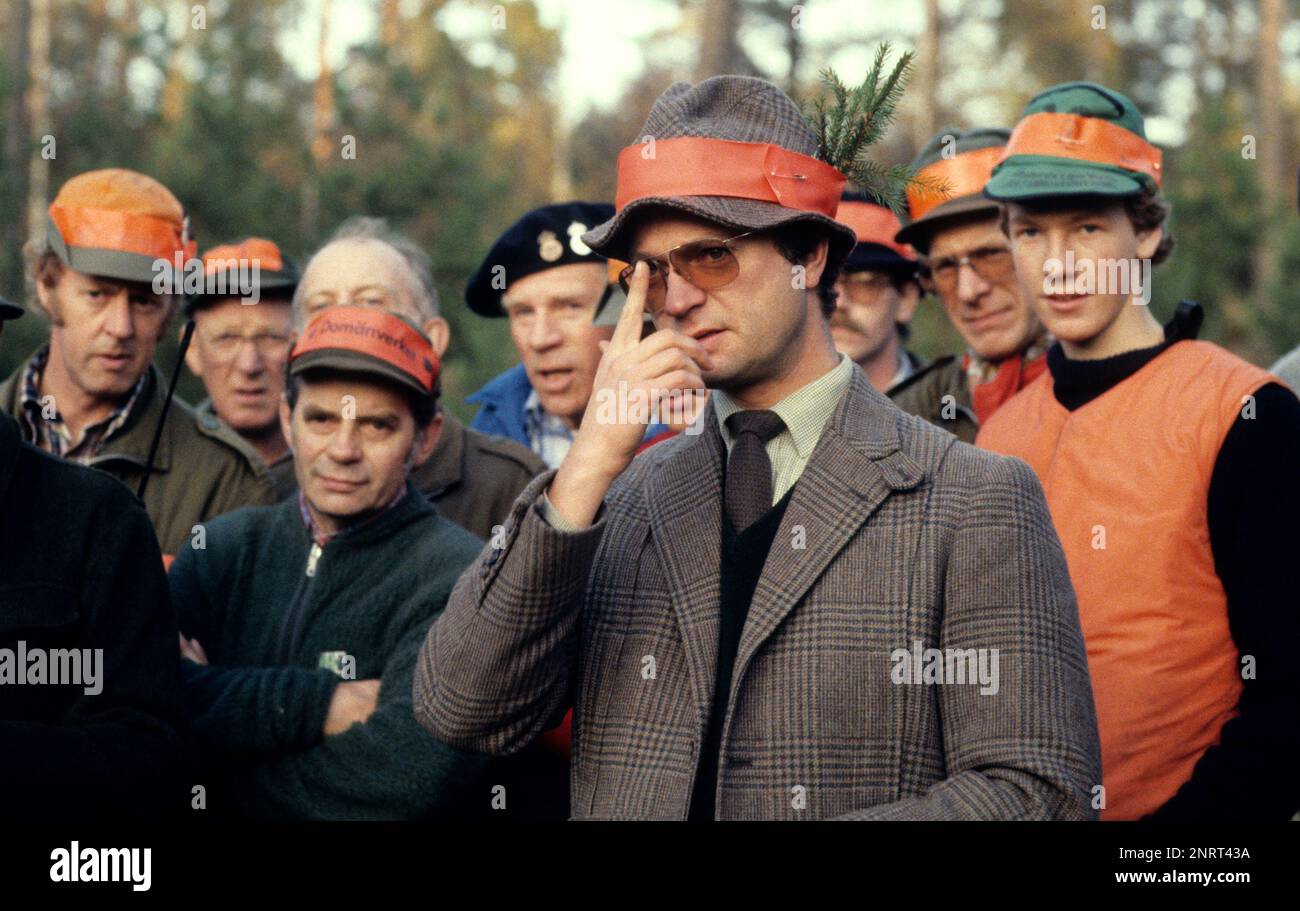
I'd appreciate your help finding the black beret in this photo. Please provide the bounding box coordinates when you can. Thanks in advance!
[465,201,615,318]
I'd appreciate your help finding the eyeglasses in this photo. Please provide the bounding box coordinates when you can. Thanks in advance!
[617,231,753,315]
[836,271,896,303]
[202,330,293,361]
[921,246,1015,296]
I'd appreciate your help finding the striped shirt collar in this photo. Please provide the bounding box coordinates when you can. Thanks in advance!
[524,386,575,469]
[713,353,855,459]
[19,344,147,462]
[298,484,408,548]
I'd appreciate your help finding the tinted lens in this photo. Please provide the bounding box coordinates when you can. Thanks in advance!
[930,262,959,295]
[928,248,1013,295]
[672,241,740,290]
[618,259,668,313]
[971,248,1014,283]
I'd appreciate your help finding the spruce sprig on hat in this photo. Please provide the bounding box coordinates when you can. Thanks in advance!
[805,43,947,213]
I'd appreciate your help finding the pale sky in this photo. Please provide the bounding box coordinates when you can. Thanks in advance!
[276,0,1300,145]
[280,0,932,125]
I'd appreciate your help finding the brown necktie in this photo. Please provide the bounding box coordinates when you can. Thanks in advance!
[724,410,786,533]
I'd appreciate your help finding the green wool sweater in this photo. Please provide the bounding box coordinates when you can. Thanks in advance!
[169,483,488,819]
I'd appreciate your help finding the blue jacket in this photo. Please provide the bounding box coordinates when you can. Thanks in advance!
[467,363,669,448]
[467,364,533,446]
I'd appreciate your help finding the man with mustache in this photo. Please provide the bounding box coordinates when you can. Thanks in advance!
[977,82,1300,820]
[830,192,923,391]
[0,292,185,820]
[465,202,667,468]
[414,75,1099,820]
[292,217,545,540]
[169,307,486,818]
[185,237,299,499]
[0,169,275,556]
[888,128,1051,443]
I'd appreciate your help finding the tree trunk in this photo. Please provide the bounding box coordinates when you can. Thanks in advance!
[305,0,335,239]
[912,0,941,150]
[1252,0,1284,306]
[4,0,32,281]
[695,0,741,80]
[25,0,51,247]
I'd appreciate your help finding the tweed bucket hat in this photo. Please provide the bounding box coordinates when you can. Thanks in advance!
[581,76,858,263]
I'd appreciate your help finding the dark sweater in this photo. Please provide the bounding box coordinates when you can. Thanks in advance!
[1046,304,1300,820]
[0,411,185,820]
[689,487,795,821]
[169,484,489,819]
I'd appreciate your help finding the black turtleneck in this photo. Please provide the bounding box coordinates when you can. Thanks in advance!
[1046,302,1300,821]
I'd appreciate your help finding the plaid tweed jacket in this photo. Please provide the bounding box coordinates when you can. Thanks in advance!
[414,368,1101,820]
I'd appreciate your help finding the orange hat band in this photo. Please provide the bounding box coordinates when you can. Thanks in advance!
[835,201,915,260]
[204,239,284,275]
[292,308,438,394]
[615,137,845,218]
[48,204,195,263]
[998,111,1162,187]
[908,146,1005,221]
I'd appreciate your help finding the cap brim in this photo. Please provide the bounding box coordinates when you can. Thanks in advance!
[894,193,1002,249]
[582,195,857,264]
[0,297,24,320]
[290,350,430,397]
[186,271,297,311]
[984,157,1147,201]
[64,246,166,285]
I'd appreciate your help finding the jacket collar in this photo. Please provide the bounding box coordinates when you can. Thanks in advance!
[644,366,926,730]
[0,354,170,472]
[466,362,532,407]
[410,411,467,497]
[88,363,172,472]
[291,480,436,551]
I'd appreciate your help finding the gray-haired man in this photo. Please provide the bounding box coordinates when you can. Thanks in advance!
[290,217,545,540]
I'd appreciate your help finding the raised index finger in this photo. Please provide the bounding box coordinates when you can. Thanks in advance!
[609,260,648,355]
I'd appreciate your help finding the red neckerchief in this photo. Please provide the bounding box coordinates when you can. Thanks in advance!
[965,350,1049,426]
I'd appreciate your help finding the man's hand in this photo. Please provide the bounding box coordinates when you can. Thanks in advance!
[323,679,381,736]
[179,633,209,665]
[548,261,712,526]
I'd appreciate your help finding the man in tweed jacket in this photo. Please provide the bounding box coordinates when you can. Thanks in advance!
[414,75,1101,820]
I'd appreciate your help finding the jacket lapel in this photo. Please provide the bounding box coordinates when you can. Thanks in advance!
[735,369,925,677]
[645,411,726,730]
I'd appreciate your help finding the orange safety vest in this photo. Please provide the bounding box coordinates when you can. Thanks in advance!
[977,341,1273,819]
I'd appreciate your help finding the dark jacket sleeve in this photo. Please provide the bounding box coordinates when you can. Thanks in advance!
[0,489,186,819]
[1149,382,1300,820]
[169,536,340,755]
[837,450,1102,820]
[232,589,489,819]
[413,470,599,756]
